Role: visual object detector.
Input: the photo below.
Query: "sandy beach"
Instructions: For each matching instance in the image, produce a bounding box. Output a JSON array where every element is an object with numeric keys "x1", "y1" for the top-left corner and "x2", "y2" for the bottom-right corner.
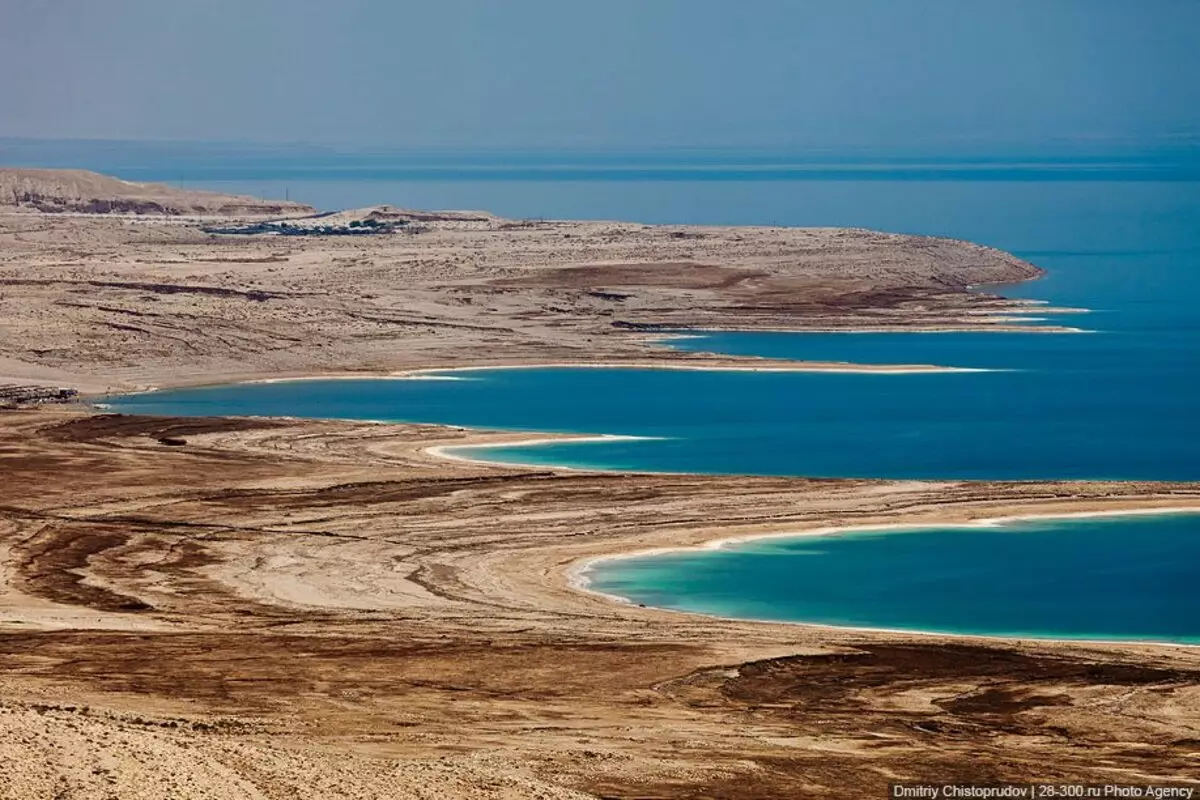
[
  {"x1": 392, "y1": 361, "x2": 994, "y2": 376},
  {"x1": 1, "y1": 176, "x2": 1198, "y2": 798},
  {"x1": 425, "y1": 434, "x2": 668, "y2": 471}
]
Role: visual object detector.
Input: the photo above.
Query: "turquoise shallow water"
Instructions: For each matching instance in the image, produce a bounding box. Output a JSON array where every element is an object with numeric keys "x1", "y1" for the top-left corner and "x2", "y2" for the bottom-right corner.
[
  {"x1": 97, "y1": 145, "x2": 1200, "y2": 640},
  {"x1": 586, "y1": 513, "x2": 1200, "y2": 644}
]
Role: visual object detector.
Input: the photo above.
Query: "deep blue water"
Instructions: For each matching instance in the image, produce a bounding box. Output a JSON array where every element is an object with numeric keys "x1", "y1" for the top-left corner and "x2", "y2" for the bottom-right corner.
[
  {"x1": 587, "y1": 513, "x2": 1200, "y2": 644},
  {"x1": 85, "y1": 142, "x2": 1200, "y2": 639},
  {"x1": 104, "y1": 154, "x2": 1200, "y2": 481},
  {"x1": 112, "y1": 356, "x2": 1199, "y2": 482}
]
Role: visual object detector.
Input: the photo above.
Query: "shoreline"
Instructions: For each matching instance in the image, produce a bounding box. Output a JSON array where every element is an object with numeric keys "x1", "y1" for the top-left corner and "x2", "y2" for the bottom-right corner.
[
  {"x1": 90, "y1": 357, "x2": 998, "y2": 401},
  {"x1": 5, "y1": 408, "x2": 1199, "y2": 795},
  {"x1": 655, "y1": 322, "x2": 1093, "y2": 334},
  {"x1": 7, "y1": 180, "x2": 1200, "y2": 794},
  {"x1": 425, "y1": 434, "x2": 669, "y2": 472},
  {"x1": 72, "y1": 300, "x2": 1103, "y2": 401},
  {"x1": 24, "y1": 333, "x2": 1070, "y2": 400},
  {"x1": 390, "y1": 361, "x2": 994, "y2": 376},
  {"x1": 80, "y1": 355, "x2": 998, "y2": 400},
  {"x1": 568, "y1": 505, "x2": 1200, "y2": 648},
  {"x1": 94, "y1": 362, "x2": 1200, "y2": 650},
  {"x1": 102, "y1": 380, "x2": 1200, "y2": 648}
]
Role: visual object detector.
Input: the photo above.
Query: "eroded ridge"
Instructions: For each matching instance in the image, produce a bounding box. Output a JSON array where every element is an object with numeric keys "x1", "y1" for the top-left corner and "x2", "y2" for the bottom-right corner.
[{"x1": 1, "y1": 410, "x2": 1198, "y2": 798}]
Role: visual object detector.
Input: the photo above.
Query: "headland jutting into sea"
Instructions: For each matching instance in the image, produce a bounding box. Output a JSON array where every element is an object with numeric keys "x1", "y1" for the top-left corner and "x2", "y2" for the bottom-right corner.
[{"x1": 2, "y1": 165, "x2": 1199, "y2": 795}]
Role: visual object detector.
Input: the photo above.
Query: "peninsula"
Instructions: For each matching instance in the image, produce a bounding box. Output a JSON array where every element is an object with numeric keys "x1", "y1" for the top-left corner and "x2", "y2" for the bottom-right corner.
[
  {"x1": 1, "y1": 171, "x2": 1196, "y2": 799},
  {"x1": 0, "y1": 169, "x2": 1051, "y2": 393}
]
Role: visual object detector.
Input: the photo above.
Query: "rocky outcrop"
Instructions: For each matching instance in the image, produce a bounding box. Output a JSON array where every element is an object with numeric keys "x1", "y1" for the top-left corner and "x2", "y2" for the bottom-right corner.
[{"x1": 0, "y1": 168, "x2": 315, "y2": 217}]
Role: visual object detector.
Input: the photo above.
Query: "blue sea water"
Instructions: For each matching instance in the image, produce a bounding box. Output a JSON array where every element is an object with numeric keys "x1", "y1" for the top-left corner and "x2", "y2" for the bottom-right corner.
[
  {"x1": 586, "y1": 513, "x2": 1200, "y2": 644},
  {"x1": 74, "y1": 141, "x2": 1200, "y2": 640}
]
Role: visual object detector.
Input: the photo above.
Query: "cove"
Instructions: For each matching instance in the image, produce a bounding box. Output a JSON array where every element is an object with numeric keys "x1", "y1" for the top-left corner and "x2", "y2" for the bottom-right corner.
[
  {"x1": 107, "y1": 166, "x2": 1200, "y2": 483},
  {"x1": 109, "y1": 348, "x2": 1200, "y2": 481},
  {"x1": 584, "y1": 512, "x2": 1200, "y2": 644},
  {"x1": 100, "y1": 164, "x2": 1200, "y2": 642}
]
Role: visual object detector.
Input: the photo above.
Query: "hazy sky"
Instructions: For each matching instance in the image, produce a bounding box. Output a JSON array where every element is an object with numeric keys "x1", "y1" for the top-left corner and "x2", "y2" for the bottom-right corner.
[{"x1": 2, "y1": 0, "x2": 1198, "y2": 148}]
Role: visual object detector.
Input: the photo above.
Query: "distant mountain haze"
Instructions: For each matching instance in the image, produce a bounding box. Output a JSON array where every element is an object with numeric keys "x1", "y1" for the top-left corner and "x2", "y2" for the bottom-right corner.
[{"x1": 1, "y1": 0, "x2": 1197, "y2": 149}]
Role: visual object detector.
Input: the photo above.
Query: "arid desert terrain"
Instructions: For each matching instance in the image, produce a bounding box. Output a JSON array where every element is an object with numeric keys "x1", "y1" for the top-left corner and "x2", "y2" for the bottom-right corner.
[{"x1": 1, "y1": 171, "x2": 1197, "y2": 799}]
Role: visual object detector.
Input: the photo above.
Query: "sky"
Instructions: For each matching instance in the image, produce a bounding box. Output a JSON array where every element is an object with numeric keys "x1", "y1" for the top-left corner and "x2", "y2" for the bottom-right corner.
[{"x1": 1, "y1": 0, "x2": 1198, "y2": 149}]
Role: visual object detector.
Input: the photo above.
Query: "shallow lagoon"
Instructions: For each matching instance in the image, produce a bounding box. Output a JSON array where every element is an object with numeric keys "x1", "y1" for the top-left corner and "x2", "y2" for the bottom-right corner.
[
  {"x1": 111, "y1": 346, "x2": 1200, "y2": 481},
  {"x1": 586, "y1": 513, "x2": 1200, "y2": 644},
  {"x1": 103, "y1": 154, "x2": 1200, "y2": 640},
  {"x1": 109, "y1": 175, "x2": 1200, "y2": 482}
]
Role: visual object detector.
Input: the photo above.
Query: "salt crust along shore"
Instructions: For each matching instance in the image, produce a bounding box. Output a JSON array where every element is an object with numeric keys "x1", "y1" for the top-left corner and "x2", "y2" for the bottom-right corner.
[
  {"x1": 1, "y1": 202, "x2": 1060, "y2": 395},
  {"x1": 235, "y1": 361, "x2": 997, "y2": 385},
  {"x1": 95, "y1": 357, "x2": 1000, "y2": 399},
  {"x1": 103, "y1": 360, "x2": 1195, "y2": 649},
  {"x1": 5, "y1": 190, "x2": 1200, "y2": 796},
  {"x1": 91, "y1": 358, "x2": 1000, "y2": 398},
  {"x1": 567, "y1": 506, "x2": 1200, "y2": 648},
  {"x1": 420, "y1": 432, "x2": 1200, "y2": 647},
  {"x1": 4, "y1": 408, "x2": 1200, "y2": 797},
  {"x1": 426, "y1": 435, "x2": 668, "y2": 471},
  {"x1": 393, "y1": 361, "x2": 994, "y2": 375}
]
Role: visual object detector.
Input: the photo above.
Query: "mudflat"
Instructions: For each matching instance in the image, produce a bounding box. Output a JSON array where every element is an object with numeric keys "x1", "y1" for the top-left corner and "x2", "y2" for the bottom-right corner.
[{"x1": 1, "y1": 175, "x2": 1197, "y2": 798}]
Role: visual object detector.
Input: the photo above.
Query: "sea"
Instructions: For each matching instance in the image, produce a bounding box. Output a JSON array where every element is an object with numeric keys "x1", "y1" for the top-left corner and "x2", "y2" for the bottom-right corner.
[{"x1": 16, "y1": 138, "x2": 1197, "y2": 642}]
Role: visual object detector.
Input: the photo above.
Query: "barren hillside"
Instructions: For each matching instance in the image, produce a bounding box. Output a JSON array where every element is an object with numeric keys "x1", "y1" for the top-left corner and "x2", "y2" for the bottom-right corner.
[{"x1": 0, "y1": 168, "x2": 315, "y2": 216}]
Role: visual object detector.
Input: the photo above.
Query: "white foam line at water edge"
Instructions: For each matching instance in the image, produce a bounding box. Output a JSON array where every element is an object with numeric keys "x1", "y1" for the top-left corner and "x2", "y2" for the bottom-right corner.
[
  {"x1": 393, "y1": 362, "x2": 998, "y2": 376},
  {"x1": 738, "y1": 325, "x2": 1095, "y2": 334},
  {"x1": 575, "y1": 589, "x2": 1200, "y2": 650},
  {"x1": 103, "y1": 385, "x2": 161, "y2": 397},
  {"x1": 101, "y1": 363, "x2": 1005, "y2": 400},
  {"x1": 972, "y1": 317, "x2": 1097, "y2": 330},
  {"x1": 96, "y1": 374, "x2": 472, "y2": 399},
  {"x1": 977, "y1": 305, "x2": 1092, "y2": 315},
  {"x1": 641, "y1": 333, "x2": 706, "y2": 342},
  {"x1": 426, "y1": 434, "x2": 668, "y2": 471},
  {"x1": 569, "y1": 506, "x2": 1200, "y2": 586},
  {"x1": 241, "y1": 374, "x2": 474, "y2": 384},
  {"x1": 568, "y1": 506, "x2": 1200, "y2": 648}
]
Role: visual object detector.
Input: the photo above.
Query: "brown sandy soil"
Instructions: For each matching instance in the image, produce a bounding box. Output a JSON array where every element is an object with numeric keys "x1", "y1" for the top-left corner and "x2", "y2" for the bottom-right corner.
[
  {"x1": 0, "y1": 204, "x2": 1057, "y2": 393},
  {"x1": 1, "y1": 184, "x2": 1195, "y2": 798},
  {"x1": 1, "y1": 410, "x2": 1198, "y2": 798}
]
